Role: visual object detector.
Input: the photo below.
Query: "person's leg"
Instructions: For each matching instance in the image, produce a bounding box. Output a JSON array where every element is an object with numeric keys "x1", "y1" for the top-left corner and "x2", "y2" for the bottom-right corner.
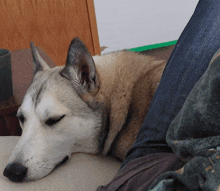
[{"x1": 122, "y1": 0, "x2": 220, "y2": 168}]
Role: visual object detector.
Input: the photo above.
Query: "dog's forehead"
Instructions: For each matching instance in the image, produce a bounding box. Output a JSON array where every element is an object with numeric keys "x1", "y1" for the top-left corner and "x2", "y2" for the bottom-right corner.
[
  {"x1": 29, "y1": 67, "x2": 62, "y2": 106},
  {"x1": 26, "y1": 67, "x2": 70, "y2": 107},
  {"x1": 35, "y1": 92, "x2": 69, "y2": 118},
  {"x1": 22, "y1": 67, "x2": 94, "y2": 117}
]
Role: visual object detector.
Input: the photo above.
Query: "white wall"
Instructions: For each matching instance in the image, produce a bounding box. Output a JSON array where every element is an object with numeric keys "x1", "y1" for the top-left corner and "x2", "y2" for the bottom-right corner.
[{"x1": 94, "y1": 0, "x2": 199, "y2": 54}]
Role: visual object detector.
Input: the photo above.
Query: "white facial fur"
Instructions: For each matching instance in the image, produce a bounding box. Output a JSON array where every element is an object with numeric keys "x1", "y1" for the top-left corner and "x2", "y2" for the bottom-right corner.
[
  {"x1": 8, "y1": 74, "x2": 102, "y2": 181},
  {"x1": 5, "y1": 39, "x2": 104, "y2": 181}
]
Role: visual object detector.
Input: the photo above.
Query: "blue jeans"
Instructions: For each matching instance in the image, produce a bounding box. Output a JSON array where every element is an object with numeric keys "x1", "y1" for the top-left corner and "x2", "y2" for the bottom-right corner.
[{"x1": 121, "y1": 0, "x2": 220, "y2": 168}]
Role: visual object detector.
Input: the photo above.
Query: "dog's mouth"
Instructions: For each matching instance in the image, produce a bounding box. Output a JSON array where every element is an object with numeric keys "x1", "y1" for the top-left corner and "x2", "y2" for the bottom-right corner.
[{"x1": 54, "y1": 156, "x2": 69, "y2": 169}]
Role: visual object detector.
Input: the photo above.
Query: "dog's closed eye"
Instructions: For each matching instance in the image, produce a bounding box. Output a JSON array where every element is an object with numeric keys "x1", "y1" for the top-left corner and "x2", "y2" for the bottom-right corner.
[{"x1": 45, "y1": 115, "x2": 65, "y2": 126}]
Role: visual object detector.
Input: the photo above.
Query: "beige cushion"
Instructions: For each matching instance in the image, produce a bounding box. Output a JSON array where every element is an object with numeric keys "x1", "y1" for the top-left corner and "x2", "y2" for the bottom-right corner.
[{"x1": 0, "y1": 136, "x2": 121, "y2": 191}]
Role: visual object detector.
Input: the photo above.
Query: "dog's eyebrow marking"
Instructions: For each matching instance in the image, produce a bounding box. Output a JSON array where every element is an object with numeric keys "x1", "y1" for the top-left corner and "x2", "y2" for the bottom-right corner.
[
  {"x1": 32, "y1": 83, "x2": 46, "y2": 108},
  {"x1": 31, "y1": 69, "x2": 58, "y2": 108},
  {"x1": 35, "y1": 85, "x2": 43, "y2": 107}
]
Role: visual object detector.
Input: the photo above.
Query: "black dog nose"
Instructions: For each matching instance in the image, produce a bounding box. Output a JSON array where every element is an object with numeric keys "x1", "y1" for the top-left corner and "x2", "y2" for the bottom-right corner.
[{"x1": 3, "y1": 162, "x2": 28, "y2": 182}]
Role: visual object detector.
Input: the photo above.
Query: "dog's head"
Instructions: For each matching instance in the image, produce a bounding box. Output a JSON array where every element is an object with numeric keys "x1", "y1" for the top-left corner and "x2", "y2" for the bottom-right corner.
[{"x1": 3, "y1": 38, "x2": 106, "y2": 182}]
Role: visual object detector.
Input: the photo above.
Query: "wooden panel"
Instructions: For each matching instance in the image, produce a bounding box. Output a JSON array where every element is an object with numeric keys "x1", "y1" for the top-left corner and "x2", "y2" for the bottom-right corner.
[
  {"x1": 86, "y1": 0, "x2": 101, "y2": 55},
  {"x1": 0, "y1": 0, "x2": 100, "y2": 66}
]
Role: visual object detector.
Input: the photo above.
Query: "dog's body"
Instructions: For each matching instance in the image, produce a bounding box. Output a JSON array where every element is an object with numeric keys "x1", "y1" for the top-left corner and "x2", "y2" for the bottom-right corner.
[{"x1": 4, "y1": 38, "x2": 166, "y2": 182}]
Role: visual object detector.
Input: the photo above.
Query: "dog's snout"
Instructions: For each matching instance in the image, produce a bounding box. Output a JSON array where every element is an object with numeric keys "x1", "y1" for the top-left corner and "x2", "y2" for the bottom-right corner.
[{"x1": 3, "y1": 162, "x2": 28, "y2": 182}]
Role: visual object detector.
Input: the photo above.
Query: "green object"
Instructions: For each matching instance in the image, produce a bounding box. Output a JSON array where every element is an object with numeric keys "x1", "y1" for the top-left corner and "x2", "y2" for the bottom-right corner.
[{"x1": 127, "y1": 40, "x2": 177, "y2": 52}]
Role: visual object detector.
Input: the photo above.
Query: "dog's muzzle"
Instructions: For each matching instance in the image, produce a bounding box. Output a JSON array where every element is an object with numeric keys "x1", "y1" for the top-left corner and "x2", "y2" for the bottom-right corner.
[
  {"x1": 3, "y1": 162, "x2": 28, "y2": 182},
  {"x1": 3, "y1": 156, "x2": 69, "y2": 182}
]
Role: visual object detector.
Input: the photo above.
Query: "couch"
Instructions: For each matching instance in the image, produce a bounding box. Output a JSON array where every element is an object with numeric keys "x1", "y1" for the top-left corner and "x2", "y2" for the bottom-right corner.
[{"x1": 0, "y1": 136, "x2": 121, "y2": 191}]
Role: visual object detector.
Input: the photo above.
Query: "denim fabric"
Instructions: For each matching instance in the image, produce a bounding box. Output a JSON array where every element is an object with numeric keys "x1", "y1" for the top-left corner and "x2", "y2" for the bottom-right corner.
[{"x1": 122, "y1": 0, "x2": 220, "y2": 168}]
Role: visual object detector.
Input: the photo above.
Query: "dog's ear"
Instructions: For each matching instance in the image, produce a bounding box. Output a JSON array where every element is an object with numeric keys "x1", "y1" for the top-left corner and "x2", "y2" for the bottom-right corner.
[
  {"x1": 30, "y1": 42, "x2": 50, "y2": 75},
  {"x1": 60, "y1": 37, "x2": 99, "y2": 95}
]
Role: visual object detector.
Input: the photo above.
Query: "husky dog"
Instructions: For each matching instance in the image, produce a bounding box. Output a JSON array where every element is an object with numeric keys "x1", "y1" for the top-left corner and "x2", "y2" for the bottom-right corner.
[{"x1": 3, "y1": 37, "x2": 166, "y2": 182}]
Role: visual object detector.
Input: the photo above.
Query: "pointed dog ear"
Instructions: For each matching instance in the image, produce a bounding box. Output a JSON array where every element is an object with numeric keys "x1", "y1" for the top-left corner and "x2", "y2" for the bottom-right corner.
[
  {"x1": 30, "y1": 42, "x2": 50, "y2": 75},
  {"x1": 60, "y1": 37, "x2": 99, "y2": 95}
]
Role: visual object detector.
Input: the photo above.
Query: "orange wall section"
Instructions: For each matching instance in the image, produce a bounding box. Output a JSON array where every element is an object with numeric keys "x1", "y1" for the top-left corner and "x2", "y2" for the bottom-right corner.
[{"x1": 0, "y1": 0, "x2": 100, "y2": 66}]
